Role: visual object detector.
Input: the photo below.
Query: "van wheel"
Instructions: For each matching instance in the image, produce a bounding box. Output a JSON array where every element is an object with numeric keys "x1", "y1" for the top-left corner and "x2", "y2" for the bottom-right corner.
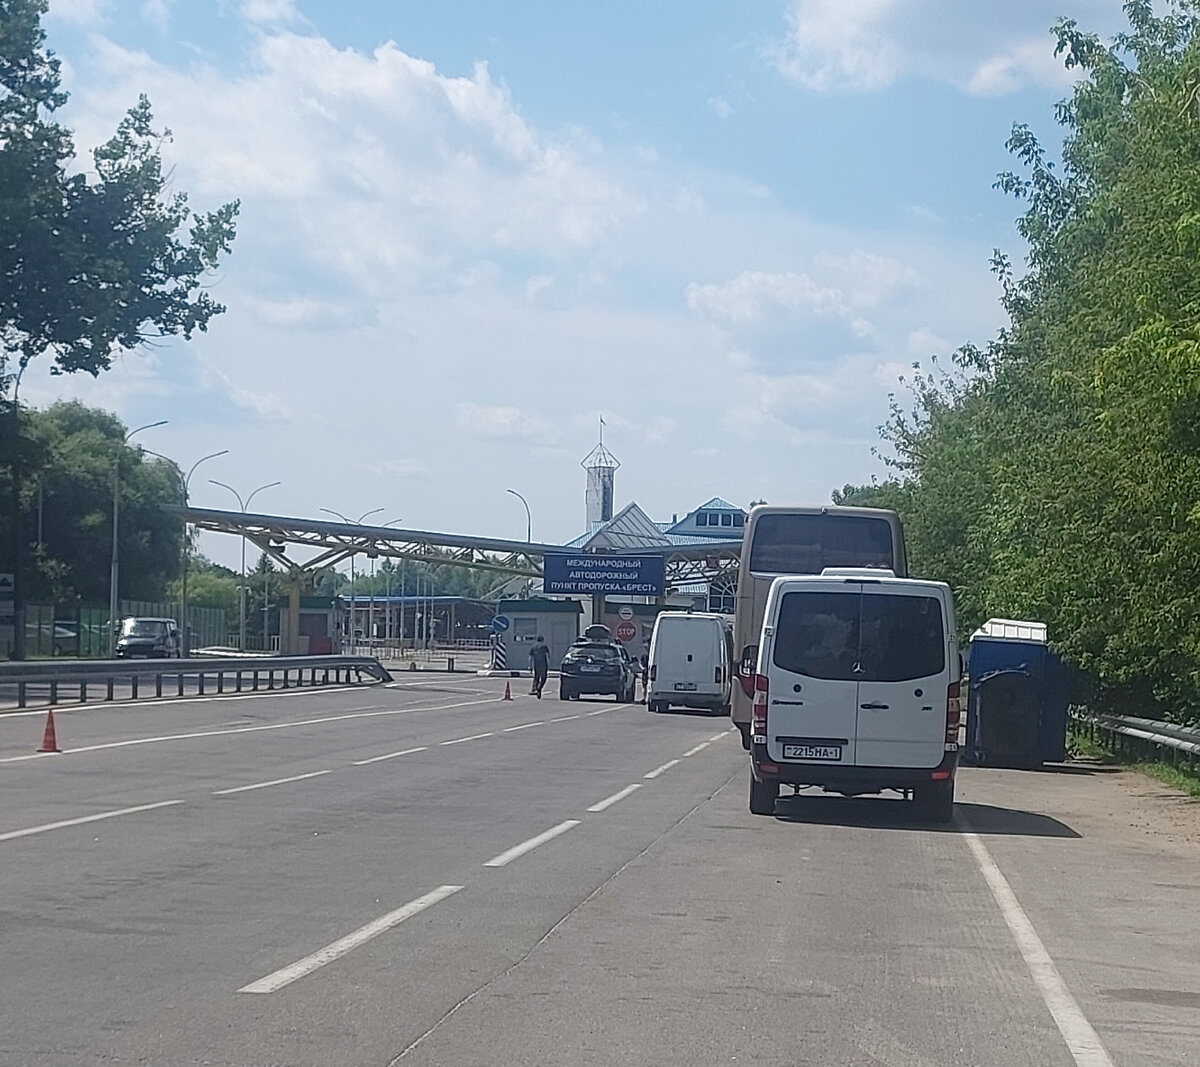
[
  {"x1": 913, "y1": 780, "x2": 954, "y2": 824},
  {"x1": 749, "y1": 774, "x2": 778, "y2": 816}
]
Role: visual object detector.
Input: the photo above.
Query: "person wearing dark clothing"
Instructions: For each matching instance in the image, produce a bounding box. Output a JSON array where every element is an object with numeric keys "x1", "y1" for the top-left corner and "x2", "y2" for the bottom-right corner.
[{"x1": 529, "y1": 636, "x2": 551, "y2": 698}]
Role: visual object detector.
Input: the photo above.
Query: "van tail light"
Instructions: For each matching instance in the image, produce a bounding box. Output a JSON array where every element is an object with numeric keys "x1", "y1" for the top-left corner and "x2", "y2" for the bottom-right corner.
[
  {"x1": 945, "y1": 680, "x2": 961, "y2": 744},
  {"x1": 751, "y1": 673, "x2": 769, "y2": 734},
  {"x1": 715, "y1": 665, "x2": 723, "y2": 684},
  {"x1": 649, "y1": 665, "x2": 656, "y2": 682}
]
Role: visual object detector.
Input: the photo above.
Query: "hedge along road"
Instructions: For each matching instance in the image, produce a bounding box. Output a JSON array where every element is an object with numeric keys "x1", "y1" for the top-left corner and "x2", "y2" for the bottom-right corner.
[{"x1": 0, "y1": 675, "x2": 1196, "y2": 1066}]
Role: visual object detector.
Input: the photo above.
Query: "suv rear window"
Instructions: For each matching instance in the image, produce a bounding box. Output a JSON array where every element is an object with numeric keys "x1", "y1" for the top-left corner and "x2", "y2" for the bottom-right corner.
[
  {"x1": 564, "y1": 644, "x2": 620, "y2": 662},
  {"x1": 749, "y1": 514, "x2": 895, "y2": 575},
  {"x1": 772, "y1": 591, "x2": 944, "y2": 682}
]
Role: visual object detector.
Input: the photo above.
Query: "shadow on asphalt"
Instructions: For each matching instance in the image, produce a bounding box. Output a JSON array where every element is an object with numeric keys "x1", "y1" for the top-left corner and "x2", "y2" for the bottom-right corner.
[{"x1": 773, "y1": 795, "x2": 1081, "y2": 838}]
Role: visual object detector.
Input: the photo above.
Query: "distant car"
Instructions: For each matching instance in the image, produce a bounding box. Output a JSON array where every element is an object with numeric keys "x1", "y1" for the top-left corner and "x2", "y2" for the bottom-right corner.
[
  {"x1": 115, "y1": 617, "x2": 181, "y2": 658},
  {"x1": 52, "y1": 621, "x2": 79, "y2": 657},
  {"x1": 559, "y1": 640, "x2": 637, "y2": 702}
]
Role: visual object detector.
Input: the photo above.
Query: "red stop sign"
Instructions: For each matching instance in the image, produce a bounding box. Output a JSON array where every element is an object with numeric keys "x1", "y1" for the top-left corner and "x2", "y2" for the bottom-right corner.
[{"x1": 616, "y1": 621, "x2": 637, "y2": 642}]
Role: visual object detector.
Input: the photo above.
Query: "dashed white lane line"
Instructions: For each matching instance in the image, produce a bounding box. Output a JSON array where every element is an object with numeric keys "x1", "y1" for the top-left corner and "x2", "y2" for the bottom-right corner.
[
  {"x1": 708, "y1": 731, "x2": 730, "y2": 742},
  {"x1": 440, "y1": 732, "x2": 494, "y2": 746},
  {"x1": 585, "y1": 704, "x2": 630, "y2": 716},
  {"x1": 213, "y1": 770, "x2": 333, "y2": 796},
  {"x1": 0, "y1": 696, "x2": 500, "y2": 765},
  {"x1": 586, "y1": 784, "x2": 641, "y2": 813},
  {"x1": 483, "y1": 820, "x2": 581, "y2": 868},
  {"x1": 352, "y1": 746, "x2": 428, "y2": 766},
  {"x1": 643, "y1": 759, "x2": 679, "y2": 780},
  {"x1": 503, "y1": 721, "x2": 544, "y2": 732},
  {"x1": 0, "y1": 800, "x2": 184, "y2": 844},
  {"x1": 682, "y1": 741, "x2": 711, "y2": 757},
  {"x1": 550, "y1": 715, "x2": 579, "y2": 723},
  {"x1": 959, "y1": 824, "x2": 1114, "y2": 1067},
  {"x1": 239, "y1": 885, "x2": 464, "y2": 994}
]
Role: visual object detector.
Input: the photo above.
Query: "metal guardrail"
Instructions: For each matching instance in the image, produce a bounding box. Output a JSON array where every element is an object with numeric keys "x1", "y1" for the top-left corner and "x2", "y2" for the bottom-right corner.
[
  {"x1": 1073, "y1": 710, "x2": 1200, "y2": 763},
  {"x1": 0, "y1": 655, "x2": 393, "y2": 710}
]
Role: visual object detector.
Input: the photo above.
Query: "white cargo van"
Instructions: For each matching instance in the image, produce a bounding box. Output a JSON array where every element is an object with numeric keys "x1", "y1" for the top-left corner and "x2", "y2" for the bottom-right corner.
[
  {"x1": 748, "y1": 570, "x2": 960, "y2": 822},
  {"x1": 646, "y1": 612, "x2": 733, "y2": 716}
]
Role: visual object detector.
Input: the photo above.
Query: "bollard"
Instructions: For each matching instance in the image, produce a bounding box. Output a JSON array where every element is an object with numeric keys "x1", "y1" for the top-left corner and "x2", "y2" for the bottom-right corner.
[{"x1": 447, "y1": 657, "x2": 455, "y2": 672}]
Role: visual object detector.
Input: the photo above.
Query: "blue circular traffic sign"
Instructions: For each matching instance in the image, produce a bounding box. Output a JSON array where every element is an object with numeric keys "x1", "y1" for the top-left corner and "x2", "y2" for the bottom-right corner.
[{"x1": 491, "y1": 615, "x2": 511, "y2": 634}]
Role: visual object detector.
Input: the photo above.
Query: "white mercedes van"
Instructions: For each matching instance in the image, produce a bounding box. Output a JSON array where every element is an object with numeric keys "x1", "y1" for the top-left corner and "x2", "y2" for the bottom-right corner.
[
  {"x1": 748, "y1": 570, "x2": 961, "y2": 822},
  {"x1": 646, "y1": 612, "x2": 732, "y2": 715}
]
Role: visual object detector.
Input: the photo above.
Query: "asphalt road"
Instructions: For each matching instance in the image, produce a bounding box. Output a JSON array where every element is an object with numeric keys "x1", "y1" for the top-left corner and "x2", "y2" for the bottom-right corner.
[{"x1": 1, "y1": 676, "x2": 1197, "y2": 1066}]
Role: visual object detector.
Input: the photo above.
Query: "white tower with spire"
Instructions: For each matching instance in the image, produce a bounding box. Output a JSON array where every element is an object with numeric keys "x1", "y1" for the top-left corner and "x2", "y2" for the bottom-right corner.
[{"x1": 582, "y1": 417, "x2": 620, "y2": 533}]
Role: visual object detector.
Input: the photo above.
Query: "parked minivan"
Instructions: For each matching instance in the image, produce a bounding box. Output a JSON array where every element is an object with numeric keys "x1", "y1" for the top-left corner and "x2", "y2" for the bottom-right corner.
[
  {"x1": 748, "y1": 570, "x2": 960, "y2": 822},
  {"x1": 646, "y1": 612, "x2": 732, "y2": 715}
]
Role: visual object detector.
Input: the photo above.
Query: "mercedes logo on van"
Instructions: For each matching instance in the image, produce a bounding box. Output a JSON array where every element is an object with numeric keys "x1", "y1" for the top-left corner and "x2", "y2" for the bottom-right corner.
[{"x1": 852, "y1": 661, "x2": 865, "y2": 675}]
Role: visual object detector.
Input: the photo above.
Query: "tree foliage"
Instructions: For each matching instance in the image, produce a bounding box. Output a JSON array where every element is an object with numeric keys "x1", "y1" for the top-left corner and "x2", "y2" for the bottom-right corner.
[
  {"x1": 859, "y1": 1, "x2": 1200, "y2": 720},
  {"x1": 0, "y1": 0, "x2": 238, "y2": 393}
]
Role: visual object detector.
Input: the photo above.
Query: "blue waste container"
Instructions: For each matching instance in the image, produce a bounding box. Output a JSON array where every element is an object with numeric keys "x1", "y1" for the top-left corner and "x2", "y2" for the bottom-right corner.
[{"x1": 964, "y1": 619, "x2": 1070, "y2": 768}]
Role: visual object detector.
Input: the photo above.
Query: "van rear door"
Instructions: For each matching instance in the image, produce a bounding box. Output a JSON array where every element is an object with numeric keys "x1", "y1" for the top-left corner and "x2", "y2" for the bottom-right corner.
[
  {"x1": 853, "y1": 588, "x2": 949, "y2": 768},
  {"x1": 765, "y1": 588, "x2": 861, "y2": 765}
]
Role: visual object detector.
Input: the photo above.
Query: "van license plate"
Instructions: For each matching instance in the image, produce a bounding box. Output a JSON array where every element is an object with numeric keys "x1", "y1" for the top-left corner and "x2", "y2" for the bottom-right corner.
[
  {"x1": 674, "y1": 682, "x2": 697, "y2": 691},
  {"x1": 782, "y1": 744, "x2": 842, "y2": 761}
]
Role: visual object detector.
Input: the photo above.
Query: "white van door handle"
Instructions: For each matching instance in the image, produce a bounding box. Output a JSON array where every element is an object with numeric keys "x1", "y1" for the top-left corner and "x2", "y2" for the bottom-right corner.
[{"x1": 859, "y1": 702, "x2": 889, "y2": 710}]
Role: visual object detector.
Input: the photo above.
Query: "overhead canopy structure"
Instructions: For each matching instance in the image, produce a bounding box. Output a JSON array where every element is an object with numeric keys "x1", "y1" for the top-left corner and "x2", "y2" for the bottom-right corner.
[{"x1": 171, "y1": 506, "x2": 744, "y2": 652}]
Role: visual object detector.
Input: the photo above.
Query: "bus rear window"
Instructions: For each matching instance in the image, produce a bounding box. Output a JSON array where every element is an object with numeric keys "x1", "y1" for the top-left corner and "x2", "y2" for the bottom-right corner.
[{"x1": 749, "y1": 514, "x2": 895, "y2": 575}]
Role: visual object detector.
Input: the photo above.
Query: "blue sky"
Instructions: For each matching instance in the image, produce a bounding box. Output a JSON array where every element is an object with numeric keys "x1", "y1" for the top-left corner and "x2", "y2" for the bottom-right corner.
[{"x1": 29, "y1": 0, "x2": 1131, "y2": 568}]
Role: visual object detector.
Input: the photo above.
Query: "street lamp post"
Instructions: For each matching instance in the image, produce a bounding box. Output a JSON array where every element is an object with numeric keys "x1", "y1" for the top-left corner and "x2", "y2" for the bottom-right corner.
[
  {"x1": 109, "y1": 420, "x2": 168, "y2": 656},
  {"x1": 319, "y1": 507, "x2": 385, "y2": 652},
  {"x1": 211, "y1": 480, "x2": 281, "y2": 649},
  {"x1": 507, "y1": 488, "x2": 532, "y2": 542}
]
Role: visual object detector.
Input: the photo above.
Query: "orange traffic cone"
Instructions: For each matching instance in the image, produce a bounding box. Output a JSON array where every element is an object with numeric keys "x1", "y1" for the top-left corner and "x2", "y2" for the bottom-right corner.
[
  {"x1": 37, "y1": 709, "x2": 61, "y2": 753},
  {"x1": 503, "y1": 681, "x2": 513, "y2": 701}
]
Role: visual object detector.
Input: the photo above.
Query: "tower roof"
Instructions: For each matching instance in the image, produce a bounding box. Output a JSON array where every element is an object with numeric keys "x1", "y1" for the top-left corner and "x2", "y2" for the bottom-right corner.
[{"x1": 581, "y1": 440, "x2": 620, "y2": 471}]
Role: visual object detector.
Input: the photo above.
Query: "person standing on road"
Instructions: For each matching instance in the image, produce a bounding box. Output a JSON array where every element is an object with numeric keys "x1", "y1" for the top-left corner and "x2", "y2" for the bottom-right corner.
[
  {"x1": 529, "y1": 636, "x2": 551, "y2": 698},
  {"x1": 639, "y1": 645, "x2": 650, "y2": 704}
]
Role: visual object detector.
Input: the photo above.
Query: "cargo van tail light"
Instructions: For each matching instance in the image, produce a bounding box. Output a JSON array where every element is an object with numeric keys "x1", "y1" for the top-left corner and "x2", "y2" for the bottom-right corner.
[
  {"x1": 945, "y1": 680, "x2": 961, "y2": 744},
  {"x1": 715, "y1": 665, "x2": 723, "y2": 684},
  {"x1": 649, "y1": 665, "x2": 656, "y2": 682},
  {"x1": 751, "y1": 673, "x2": 769, "y2": 735}
]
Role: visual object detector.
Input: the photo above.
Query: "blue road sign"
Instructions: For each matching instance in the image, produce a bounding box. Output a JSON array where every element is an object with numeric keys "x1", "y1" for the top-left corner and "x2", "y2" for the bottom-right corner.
[
  {"x1": 542, "y1": 554, "x2": 665, "y2": 596},
  {"x1": 491, "y1": 615, "x2": 511, "y2": 633}
]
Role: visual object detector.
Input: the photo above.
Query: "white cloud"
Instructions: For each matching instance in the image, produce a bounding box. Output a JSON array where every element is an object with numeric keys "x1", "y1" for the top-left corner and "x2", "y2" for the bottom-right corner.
[
  {"x1": 906, "y1": 326, "x2": 952, "y2": 356},
  {"x1": 240, "y1": 0, "x2": 300, "y2": 25},
  {"x1": 455, "y1": 403, "x2": 559, "y2": 445},
  {"x1": 48, "y1": 0, "x2": 106, "y2": 25},
  {"x1": 141, "y1": 0, "x2": 174, "y2": 31},
  {"x1": 770, "y1": 0, "x2": 1119, "y2": 95},
  {"x1": 686, "y1": 270, "x2": 846, "y2": 324},
  {"x1": 366, "y1": 458, "x2": 428, "y2": 479},
  {"x1": 708, "y1": 95, "x2": 734, "y2": 119}
]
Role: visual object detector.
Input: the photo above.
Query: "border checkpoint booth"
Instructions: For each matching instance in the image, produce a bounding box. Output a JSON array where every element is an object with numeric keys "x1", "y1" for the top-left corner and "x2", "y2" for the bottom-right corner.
[
  {"x1": 963, "y1": 618, "x2": 1071, "y2": 768},
  {"x1": 494, "y1": 599, "x2": 582, "y2": 674}
]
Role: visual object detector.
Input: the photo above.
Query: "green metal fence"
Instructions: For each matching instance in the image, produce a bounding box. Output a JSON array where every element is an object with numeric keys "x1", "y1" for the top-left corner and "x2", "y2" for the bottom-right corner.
[{"x1": 23, "y1": 602, "x2": 227, "y2": 658}]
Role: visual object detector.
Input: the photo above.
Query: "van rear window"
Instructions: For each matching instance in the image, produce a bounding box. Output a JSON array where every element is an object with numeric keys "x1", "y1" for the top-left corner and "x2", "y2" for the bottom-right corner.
[
  {"x1": 772, "y1": 592, "x2": 944, "y2": 682},
  {"x1": 749, "y1": 514, "x2": 895, "y2": 575}
]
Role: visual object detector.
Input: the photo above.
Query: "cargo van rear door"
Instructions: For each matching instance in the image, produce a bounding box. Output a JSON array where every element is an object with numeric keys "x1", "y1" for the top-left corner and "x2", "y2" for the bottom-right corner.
[
  {"x1": 766, "y1": 588, "x2": 861, "y2": 766},
  {"x1": 853, "y1": 588, "x2": 948, "y2": 768}
]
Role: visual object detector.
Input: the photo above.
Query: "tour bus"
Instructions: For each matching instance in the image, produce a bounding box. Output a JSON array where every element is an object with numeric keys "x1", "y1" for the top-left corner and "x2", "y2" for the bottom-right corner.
[{"x1": 731, "y1": 505, "x2": 907, "y2": 748}]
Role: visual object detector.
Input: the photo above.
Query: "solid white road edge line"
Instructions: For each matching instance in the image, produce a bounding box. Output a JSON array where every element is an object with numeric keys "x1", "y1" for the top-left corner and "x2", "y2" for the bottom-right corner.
[
  {"x1": 549, "y1": 715, "x2": 579, "y2": 722},
  {"x1": 503, "y1": 721, "x2": 545, "y2": 732},
  {"x1": 643, "y1": 759, "x2": 680, "y2": 780},
  {"x1": 959, "y1": 824, "x2": 1114, "y2": 1067},
  {"x1": 352, "y1": 746, "x2": 428, "y2": 766},
  {"x1": 440, "y1": 732, "x2": 494, "y2": 746},
  {"x1": 0, "y1": 684, "x2": 366, "y2": 719},
  {"x1": 682, "y1": 741, "x2": 710, "y2": 757},
  {"x1": 586, "y1": 784, "x2": 641, "y2": 813},
  {"x1": 0, "y1": 800, "x2": 184, "y2": 844},
  {"x1": 238, "y1": 885, "x2": 464, "y2": 994},
  {"x1": 483, "y1": 820, "x2": 581, "y2": 868},
  {"x1": 212, "y1": 770, "x2": 333, "y2": 796},
  {"x1": 0, "y1": 696, "x2": 500, "y2": 765}
]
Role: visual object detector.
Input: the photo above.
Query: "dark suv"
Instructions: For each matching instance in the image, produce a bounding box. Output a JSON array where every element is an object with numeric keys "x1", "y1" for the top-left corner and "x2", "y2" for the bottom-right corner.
[{"x1": 559, "y1": 641, "x2": 637, "y2": 702}]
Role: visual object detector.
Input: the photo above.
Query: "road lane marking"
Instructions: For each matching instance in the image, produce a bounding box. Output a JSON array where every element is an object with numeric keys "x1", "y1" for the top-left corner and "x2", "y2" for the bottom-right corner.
[
  {"x1": 503, "y1": 721, "x2": 544, "y2": 732},
  {"x1": 239, "y1": 885, "x2": 464, "y2": 994},
  {"x1": 0, "y1": 696, "x2": 500, "y2": 765},
  {"x1": 440, "y1": 732, "x2": 494, "y2": 746},
  {"x1": 708, "y1": 731, "x2": 730, "y2": 742},
  {"x1": 586, "y1": 784, "x2": 641, "y2": 812},
  {"x1": 0, "y1": 684, "x2": 366, "y2": 718},
  {"x1": 682, "y1": 741, "x2": 710, "y2": 757},
  {"x1": 959, "y1": 824, "x2": 1114, "y2": 1067},
  {"x1": 213, "y1": 770, "x2": 333, "y2": 796},
  {"x1": 483, "y1": 820, "x2": 581, "y2": 868},
  {"x1": 643, "y1": 759, "x2": 679, "y2": 779},
  {"x1": 550, "y1": 715, "x2": 579, "y2": 722},
  {"x1": 352, "y1": 746, "x2": 428, "y2": 766},
  {"x1": 0, "y1": 800, "x2": 184, "y2": 844},
  {"x1": 585, "y1": 703, "x2": 631, "y2": 716}
]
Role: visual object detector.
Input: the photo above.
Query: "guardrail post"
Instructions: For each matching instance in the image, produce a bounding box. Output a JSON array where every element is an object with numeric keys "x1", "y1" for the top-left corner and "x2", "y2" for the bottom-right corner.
[
  {"x1": 198, "y1": 672, "x2": 206, "y2": 696},
  {"x1": 106, "y1": 677, "x2": 114, "y2": 701},
  {"x1": 49, "y1": 680, "x2": 57, "y2": 705},
  {"x1": 156, "y1": 674, "x2": 163, "y2": 698},
  {"x1": 18, "y1": 681, "x2": 26, "y2": 708},
  {"x1": 131, "y1": 675, "x2": 138, "y2": 699},
  {"x1": 252, "y1": 669, "x2": 259, "y2": 692},
  {"x1": 177, "y1": 671, "x2": 184, "y2": 697},
  {"x1": 268, "y1": 669, "x2": 275, "y2": 690},
  {"x1": 217, "y1": 671, "x2": 225, "y2": 694},
  {"x1": 236, "y1": 670, "x2": 243, "y2": 693},
  {"x1": 79, "y1": 681, "x2": 86, "y2": 703}
]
